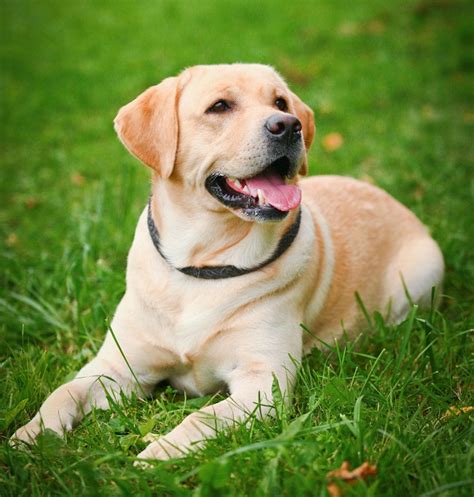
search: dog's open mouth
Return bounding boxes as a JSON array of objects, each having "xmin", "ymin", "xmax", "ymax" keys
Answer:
[{"xmin": 205, "ymin": 157, "xmax": 302, "ymax": 221}]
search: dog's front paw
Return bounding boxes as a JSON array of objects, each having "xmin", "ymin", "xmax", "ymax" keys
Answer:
[
  {"xmin": 134, "ymin": 414, "xmax": 210, "ymax": 466},
  {"xmin": 10, "ymin": 418, "xmax": 42, "ymax": 447},
  {"xmin": 134, "ymin": 437, "xmax": 189, "ymax": 466}
]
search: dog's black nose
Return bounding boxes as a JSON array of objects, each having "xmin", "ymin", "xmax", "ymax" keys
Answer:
[{"xmin": 264, "ymin": 114, "xmax": 302, "ymax": 142}]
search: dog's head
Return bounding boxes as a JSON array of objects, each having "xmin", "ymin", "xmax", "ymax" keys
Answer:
[{"xmin": 114, "ymin": 64, "xmax": 315, "ymax": 222}]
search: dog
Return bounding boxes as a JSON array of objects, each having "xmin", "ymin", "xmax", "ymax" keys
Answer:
[{"xmin": 11, "ymin": 64, "xmax": 444, "ymax": 462}]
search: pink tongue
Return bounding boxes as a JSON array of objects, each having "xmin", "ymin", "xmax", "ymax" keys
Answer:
[{"xmin": 246, "ymin": 172, "xmax": 302, "ymax": 212}]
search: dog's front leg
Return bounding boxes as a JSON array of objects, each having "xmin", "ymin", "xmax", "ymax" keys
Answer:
[
  {"xmin": 11, "ymin": 347, "xmax": 157, "ymax": 445},
  {"xmin": 10, "ymin": 287, "xmax": 176, "ymax": 446},
  {"xmin": 136, "ymin": 364, "xmax": 295, "ymax": 462}
]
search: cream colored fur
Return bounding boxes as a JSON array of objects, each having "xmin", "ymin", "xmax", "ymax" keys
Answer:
[{"xmin": 11, "ymin": 64, "xmax": 444, "ymax": 463}]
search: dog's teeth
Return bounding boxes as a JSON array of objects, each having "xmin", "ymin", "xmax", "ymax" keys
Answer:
[
  {"xmin": 234, "ymin": 179, "xmax": 242, "ymax": 189},
  {"xmin": 257, "ymin": 189, "xmax": 266, "ymax": 205},
  {"xmin": 243, "ymin": 185, "xmax": 250, "ymax": 194}
]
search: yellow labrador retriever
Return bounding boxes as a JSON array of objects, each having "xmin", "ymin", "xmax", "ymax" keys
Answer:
[{"xmin": 12, "ymin": 64, "xmax": 444, "ymax": 462}]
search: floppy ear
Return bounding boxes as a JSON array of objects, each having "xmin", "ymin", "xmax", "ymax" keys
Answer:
[
  {"xmin": 289, "ymin": 90, "xmax": 315, "ymax": 175},
  {"xmin": 114, "ymin": 77, "xmax": 179, "ymax": 178}
]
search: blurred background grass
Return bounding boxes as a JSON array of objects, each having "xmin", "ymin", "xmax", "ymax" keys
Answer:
[
  {"xmin": 2, "ymin": 0, "xmax": 472, "ymax": 348},
  {"xmin": 1, "ymin": 1, "xmax": 473, "ymax": 495}
]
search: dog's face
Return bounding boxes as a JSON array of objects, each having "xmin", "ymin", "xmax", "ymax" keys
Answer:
[{"xmin": 115, "ymin": 64, "xmax": 315, "ymax": 222}]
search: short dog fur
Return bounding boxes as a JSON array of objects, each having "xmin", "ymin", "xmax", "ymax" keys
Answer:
[{"xmin": 12, "ymin": 64, "xmax": 444, "ymax": 462}]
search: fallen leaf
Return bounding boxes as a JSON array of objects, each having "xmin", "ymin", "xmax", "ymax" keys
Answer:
[
  {"xmin": 322, "ymin": 132, "xmax": 344, "ymax": 152},
  {"xmin": 367, "ymin": 19, "xmax": 386, "ymax": 34},
  {"xmin": 25, "ymin": 196, "xmax": 39, "ymax": 209},
  {"xmin": 413, "ymin": 185, "xmax": 425, "ymax": 200},
  {"xmin": 71, "ymin": 173, "xmax": 86, "ymax": 186},
  {"xmin": 5, "ymin": 233, "xmax": 18, "ymax": 247},
  {"xmin": 326, "ymin": 461, "xmax": 377, "ymax": 497},
  {"xmin": 442, "ymin": 406, "xmax": 474, "ymax": 419},
  {"xmin": 338, "ymin": 22, "xmax": 359, "ymax": 36}
]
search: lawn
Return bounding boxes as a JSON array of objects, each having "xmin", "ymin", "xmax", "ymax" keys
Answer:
[{"xmin": 1, "ymin": 0, "xmax": 473, "ymax": 496}]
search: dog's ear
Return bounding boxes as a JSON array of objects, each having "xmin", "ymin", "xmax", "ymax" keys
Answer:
[
  {"xmin": 114, "ymin": 77, "xmax": 179, "ymax": 178},
  {"xmin": 289, "ymin": 90, "xmax": 315, "ymax": 175}
]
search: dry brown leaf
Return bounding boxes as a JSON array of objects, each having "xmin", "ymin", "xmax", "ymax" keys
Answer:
[
  {"xmin": 367, "ymin": 20, "xmax": 386, "ymax": 34},
  {"xmin": 25, "ymin": 196, "xmax": 39, "ymax": 209},
  {"xmin": 326, "ymin": 461, "xmax": 377, "ymax": 497},
  {"xmin": 5, "ymin": 233, "xmax": 19, "ymax": 247},
  {"xmin": 413, "ymin": 185, "xmax": 425, "ymax": 201},
  {"xmin": 322, "ymin": 132, "xmax": 344, "ymax": 152},
  {"xmin": 442, "ymin": 406, "xmax": 474, "ymax": 419},
  {"xmin": 71, "ymin": 173, "xmax": 86, "ymax": 186}
]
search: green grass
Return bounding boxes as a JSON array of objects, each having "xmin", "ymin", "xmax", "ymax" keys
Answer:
[{"xmin": 1, "ymin": 0, "xmax": 473, "ymax": 495}]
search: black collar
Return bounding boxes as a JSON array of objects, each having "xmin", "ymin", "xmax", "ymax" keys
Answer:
[{"xmin": 147, "ymin": 200, "xmax": 302, "ymax": 279}]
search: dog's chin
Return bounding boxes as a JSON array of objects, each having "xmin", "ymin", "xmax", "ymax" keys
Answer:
[{"xmin": 205, "ymin": 156, "xmax": 302, "ymax": 223}]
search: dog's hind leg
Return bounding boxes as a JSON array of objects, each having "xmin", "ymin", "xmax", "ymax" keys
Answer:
[{"xmin": 384, "ymin": 236, "xmax": 444, "ymax": 324}]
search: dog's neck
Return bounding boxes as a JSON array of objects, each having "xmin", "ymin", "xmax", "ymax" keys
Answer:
[{"xmin": 150, "ymin": 181, "xmax": 300, "ymax": 271}]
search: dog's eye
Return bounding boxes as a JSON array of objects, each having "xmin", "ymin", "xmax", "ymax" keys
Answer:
[
  {"xmin": 206, "ymin": 99, "xmax": 232, "ymax": 114},
  {"xmin": 275, "ymin": 98, "xmax": 288, "ymax": 112}
]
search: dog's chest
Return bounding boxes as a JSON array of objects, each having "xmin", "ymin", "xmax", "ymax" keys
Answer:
[
  {"xmin": 135, "ymin": 273, "xmax": 282, "ymax": 394},
  {"xmin": 155, "ymin": 296, "xmax": 235, "ymax": 395},
  {"xmin": 125, "ymin": 207, "xmax": 317, "ymax": 393}
]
